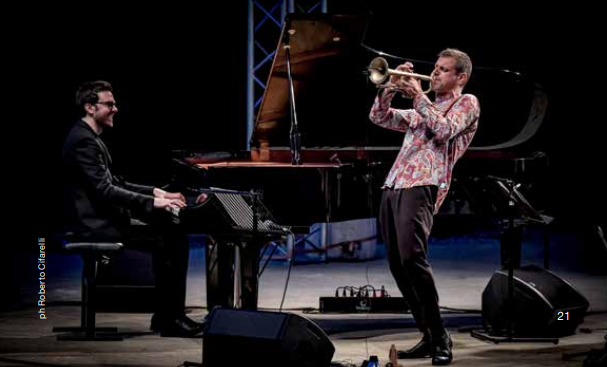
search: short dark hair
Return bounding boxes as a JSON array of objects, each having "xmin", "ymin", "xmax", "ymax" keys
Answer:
[
  {"xmin": 438, "ymin": 48, "xmax": 472, "ymax": 81},
  {"xmin": 76, "ymin": 80, "xmax": 113, "ymax": 116}
]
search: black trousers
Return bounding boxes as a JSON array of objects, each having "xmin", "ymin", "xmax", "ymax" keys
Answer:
[
  {"xmin": 379, "ymin": 185, "xmax": 444, "ymax": 337},
  {"xmin": 121, "ymin": 224, "xmax": 189, "ymax": 318}
]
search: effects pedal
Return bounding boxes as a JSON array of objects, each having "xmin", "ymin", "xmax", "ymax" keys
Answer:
[{"xmin": 319, "ymin": 285, "xmax": 408, "ymax": 313}]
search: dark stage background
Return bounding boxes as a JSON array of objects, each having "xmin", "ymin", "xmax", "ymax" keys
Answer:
[{"xmin": 27, "ymin": 2, "xmax": 606, "ymax": 236}]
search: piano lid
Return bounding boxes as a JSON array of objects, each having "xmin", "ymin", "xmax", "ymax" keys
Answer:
[
  {"xmin": 252, "ymin": 14, "xmax": 375, "ymax": 150},
  {"xmin": 251, "ymin": 14, "xmax": 548, "ymax": 154}
]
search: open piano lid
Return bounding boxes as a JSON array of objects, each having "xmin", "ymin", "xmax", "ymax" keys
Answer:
[
  {"xmin": 251, "ymin": 14, "xmax": 375, "ymax": 151},
  {"xmin": 251, "ymin": 13, "xmax": 548, "ymax": 159}
]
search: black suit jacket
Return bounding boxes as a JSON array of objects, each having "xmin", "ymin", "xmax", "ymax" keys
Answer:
[{"xmin": 62, "ymin": 119, "xmax": 154, "ymax": 241}]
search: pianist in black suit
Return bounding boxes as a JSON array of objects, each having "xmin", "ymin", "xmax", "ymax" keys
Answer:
[
  {"xmin": 370, "ymin": 49, "xmax": 480, "ymax": 365},
  {"xmin": 62, "ymin": 80, "xmax": 206, "ymax": 337}
]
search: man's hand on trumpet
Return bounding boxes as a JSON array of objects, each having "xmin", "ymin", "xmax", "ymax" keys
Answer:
[{"xmin": 390, "ymin": 62, "xmax": 423, "ymax": 99}]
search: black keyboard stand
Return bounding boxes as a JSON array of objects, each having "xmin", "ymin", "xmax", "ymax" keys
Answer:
[{"xmin": 181, "ymin": 190, "xmax": 268, "ymax": 367}]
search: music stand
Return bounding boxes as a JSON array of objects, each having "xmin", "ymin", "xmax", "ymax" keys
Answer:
[
  {"xmin": 471, "ymin": 176, "xmax": 558, "ymax": 344},
  {"xmin": 491, "ymin": 176, "xmax": 552, "ymax": 225},
  {"xmin": 181, "ymin": 189, "xmax": 280, "ymax": 367},
  {"xmin": 492, "ymin": 176, "xmax": 553, "ymax": 268}
]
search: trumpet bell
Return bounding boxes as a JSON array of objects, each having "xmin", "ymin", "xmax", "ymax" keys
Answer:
[
  {"xmin": 367, "ymin": 56, "xmax": 433, "ymax": 94},
  {"xmin": 368, "ymin": 57, "xmax": 390, "ymax": 85}
]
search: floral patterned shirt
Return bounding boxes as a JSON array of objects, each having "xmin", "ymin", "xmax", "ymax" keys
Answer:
[{"xmin": 369, "ymin": 89, "xmax": 480, "ymax": 213}]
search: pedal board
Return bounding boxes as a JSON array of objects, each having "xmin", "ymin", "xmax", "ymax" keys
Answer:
[{"xmin": 319, "ymin": 297, "xmax": 409, "ymax": 313}]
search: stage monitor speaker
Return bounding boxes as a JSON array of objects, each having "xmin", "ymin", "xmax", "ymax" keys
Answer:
[
  {"xmin": 482, "ymin": 265, "xmax": 589, "ymax": 337},
  {"xmin": 203, "ymin": 308, "xmax": 335, "ymax": 367}
]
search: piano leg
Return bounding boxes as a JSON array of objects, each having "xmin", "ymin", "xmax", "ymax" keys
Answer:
[
  {"xmin": 239, "ymin": 241, "xmax": 261, "ymax": 311},
  {"xmin": 206, "ymin": 237, "xmax": 235, "ymax": 310}
]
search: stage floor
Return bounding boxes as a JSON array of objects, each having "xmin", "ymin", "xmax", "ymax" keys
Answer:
[{"xmin": 2, "ymin": 240, "xmax": 606, "ymax": 366}]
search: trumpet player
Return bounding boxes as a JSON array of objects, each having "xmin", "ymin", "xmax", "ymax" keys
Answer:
[{"xmin": 369, "ymin": 48, "xmax": 480, "ymax": 365}]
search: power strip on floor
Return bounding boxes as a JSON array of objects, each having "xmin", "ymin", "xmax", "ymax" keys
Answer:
[{"xmin": 319, "ymin": 297, "xmax": 409, "ymax": 313}]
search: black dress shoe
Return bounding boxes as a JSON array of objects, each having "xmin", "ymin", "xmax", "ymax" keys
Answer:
[
  {"xmin": 150, "ymin": 315, "xmax": 204, "ymax": 338},
  {"xmin": 151, "ymin": 314, "xmax": 205, "ymax": 332},
  {"xmin": 397, "ymin": 335, "xmax": 432, "ymax": 359},
  {"xmin": 178, "ymin": 315, "xmax": 206, "ymax": 330},
  {"xmin": 432, "ymin": 333, "xmax": 453, "ymax": 366}
]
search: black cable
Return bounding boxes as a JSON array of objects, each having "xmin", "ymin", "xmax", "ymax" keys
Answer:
[
  {"xmin": 279, "ymin": 230, "xmax": 296, "ymax": 313},
  {"xmin": 334, "ymin": 286, "xmax": 342, "ymax": 297},
  {"xmin": 360, "ymin": 284, "xmax": 376, "ymax": 298},
  {"xmin": 258, "ymin": 240, "xmax": 279, "ymax": 278},
  {"xmin": 347, "ymin": 286, "xmax": 356, "ymax": 297}
]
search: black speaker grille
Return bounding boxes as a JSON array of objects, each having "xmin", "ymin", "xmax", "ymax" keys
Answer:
[
  {"xmin": 482, "ymin": 265, "xmax": 590, "ymax": 337},
  {"xmin": 206, "ymin": 309, "xmax": 287, "ymax": 339},
  {"xmin": 203, "ymin": 308, "xmax": 335, "ymax": 367},
  {"xmin": 511, "ymin": 265, "xmax": 588, "ymax": 310}
]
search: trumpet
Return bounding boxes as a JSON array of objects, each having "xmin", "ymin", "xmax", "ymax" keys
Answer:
[{"xmin": 368, "ymin": 57, "xmax": 432, "ymax": 94}]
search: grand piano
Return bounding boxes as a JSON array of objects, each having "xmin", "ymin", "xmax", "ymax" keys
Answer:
[
  {"xmin": 179, "ymin": 14, "xmax": 550, "ymax": 227},
  {"xmin": 172, "ymin": 14, "xmax": 550, "ymax": 311}
]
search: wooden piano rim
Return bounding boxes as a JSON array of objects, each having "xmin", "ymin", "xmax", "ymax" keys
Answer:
[{"xmin": 195, "ymin": 161, "xmax": 341, "ymax": 168}]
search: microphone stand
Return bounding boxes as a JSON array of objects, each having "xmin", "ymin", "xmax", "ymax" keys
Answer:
[{"xmin": 283, "ymin": 19, "xmax": 301, "ymax": 166}]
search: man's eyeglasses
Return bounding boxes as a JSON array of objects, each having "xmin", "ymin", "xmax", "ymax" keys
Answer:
[{"xmin": 96, "ymin": 101, "xmax": 116, "ymax": 109}]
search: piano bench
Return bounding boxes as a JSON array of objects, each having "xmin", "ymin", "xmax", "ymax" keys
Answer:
[{"xmin": 53, "ymin": 242, "xmax": 125, "ymax": 341}]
